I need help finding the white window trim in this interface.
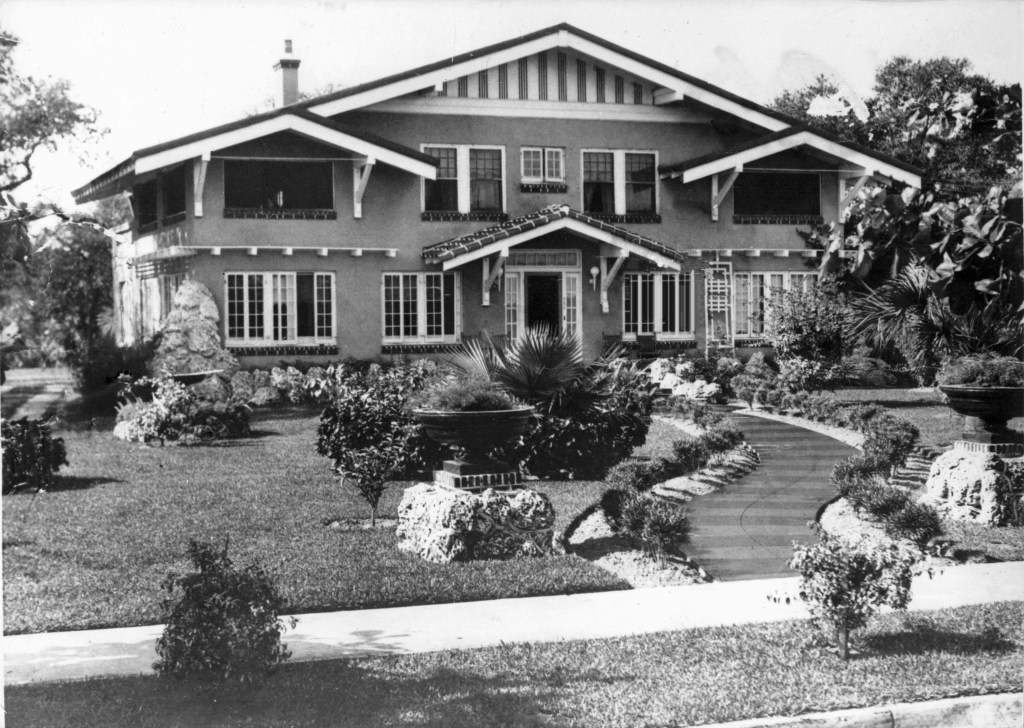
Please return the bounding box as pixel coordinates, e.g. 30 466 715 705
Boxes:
224 271 337 345
732 270 819 340
620 271 695 341
521 146 565 183
421 144 506 214
380 271 462 344
580 148 659 216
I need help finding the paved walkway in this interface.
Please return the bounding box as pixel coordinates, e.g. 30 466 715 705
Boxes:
681 413 858 581
0 367 74 420
5 561 1022 685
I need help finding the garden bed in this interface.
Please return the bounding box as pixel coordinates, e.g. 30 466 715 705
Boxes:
7 601 1021 727
2 409 692 635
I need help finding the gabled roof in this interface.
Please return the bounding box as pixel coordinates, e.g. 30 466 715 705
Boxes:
659 126 923 187
303 23 794 132
73 108 438 204
422 204 685 270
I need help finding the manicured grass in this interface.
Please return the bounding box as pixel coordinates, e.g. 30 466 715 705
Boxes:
833 387 1024 449
2 411 679 635
7 602 1021 727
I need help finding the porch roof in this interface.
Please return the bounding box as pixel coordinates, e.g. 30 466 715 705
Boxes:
422 204 686 271
658 126 923 188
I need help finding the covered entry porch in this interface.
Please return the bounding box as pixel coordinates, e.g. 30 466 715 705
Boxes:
422 204 691 359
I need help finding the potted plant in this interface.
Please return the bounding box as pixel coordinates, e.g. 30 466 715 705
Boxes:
411 378 533 475
937 356 1024 444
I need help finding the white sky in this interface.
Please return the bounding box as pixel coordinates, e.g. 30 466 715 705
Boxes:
2 0 1021 206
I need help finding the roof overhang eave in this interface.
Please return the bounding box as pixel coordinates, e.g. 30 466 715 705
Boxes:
72 159 137 204
430 217 682 271
665 131 922 188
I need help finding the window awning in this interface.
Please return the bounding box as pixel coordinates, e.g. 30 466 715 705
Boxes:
422 204 685 271
659 127 923 188
73 108 438 204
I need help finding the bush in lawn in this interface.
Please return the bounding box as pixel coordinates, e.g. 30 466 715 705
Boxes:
605 459 664 493
114 376 196 443
885 501 943 545
342 432 408 525
154 539 296 684
1 418 68 493
789 530 919 660
317 361 446 479
609 491 690 565
671 436 711 474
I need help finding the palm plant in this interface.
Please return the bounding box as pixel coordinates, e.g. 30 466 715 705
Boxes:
848 262 1023 383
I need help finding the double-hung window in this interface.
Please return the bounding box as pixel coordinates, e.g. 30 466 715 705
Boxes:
733 271 818 338
382 272 461 343
521 147 565 183
582 150 658 217
423 145 505 214
622 272 693 339
225 272 335 344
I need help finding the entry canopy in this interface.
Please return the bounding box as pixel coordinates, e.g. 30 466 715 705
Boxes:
72 108 438 204
422 204 686 271
659 127 923 188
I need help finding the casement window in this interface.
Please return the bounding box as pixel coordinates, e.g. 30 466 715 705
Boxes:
733 172 821 217
622 272 694 339
224 160 334 210
521 147 565 183
423 145 505 213
582 150 657 216
733 271 819 338
225 272 335 344
382 272 461 343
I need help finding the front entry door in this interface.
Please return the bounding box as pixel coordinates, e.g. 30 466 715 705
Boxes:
526 274 561 332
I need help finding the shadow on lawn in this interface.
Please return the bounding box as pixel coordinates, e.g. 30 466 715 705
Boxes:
49 475 125 492
862 622 1017 658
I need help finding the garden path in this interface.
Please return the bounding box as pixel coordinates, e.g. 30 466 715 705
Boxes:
0 367 74 420
681 413 858 581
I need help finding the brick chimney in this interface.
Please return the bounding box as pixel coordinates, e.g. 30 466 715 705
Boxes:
274 39 300 107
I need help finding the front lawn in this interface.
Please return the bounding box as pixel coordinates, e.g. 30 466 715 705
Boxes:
2 408 687 634
7 601 1021 727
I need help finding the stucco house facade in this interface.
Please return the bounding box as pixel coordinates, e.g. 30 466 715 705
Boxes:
73 24 922 366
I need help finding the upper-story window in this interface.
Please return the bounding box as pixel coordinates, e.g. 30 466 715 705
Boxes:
521 147 565 183
161 165 187 225
423 145 505 220
582 150 659 221
224 160 334 211
134 179 158 232
734 172 820 217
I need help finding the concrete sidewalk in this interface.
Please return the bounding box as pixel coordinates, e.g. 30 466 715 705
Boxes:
5 560 1022 686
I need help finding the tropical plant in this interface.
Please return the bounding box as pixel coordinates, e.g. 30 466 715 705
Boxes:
154 539 296 684
411 377 521 411
1 417 68 493
937 355 1024 387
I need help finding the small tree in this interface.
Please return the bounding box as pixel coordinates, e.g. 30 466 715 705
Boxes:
341 431 407 526
789 530 919 659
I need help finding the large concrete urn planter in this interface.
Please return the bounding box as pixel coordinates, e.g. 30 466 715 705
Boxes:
939 385 1024 445
413 407 533 475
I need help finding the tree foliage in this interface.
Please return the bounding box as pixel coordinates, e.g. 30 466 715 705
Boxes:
770 74 869 144
0 27 101 192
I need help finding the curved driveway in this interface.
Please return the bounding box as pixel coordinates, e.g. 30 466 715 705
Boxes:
682 413 858 581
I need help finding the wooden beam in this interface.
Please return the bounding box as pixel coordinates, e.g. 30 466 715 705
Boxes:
772 250 790 257
318 248 329 257
352 157 375 219
282 247 293 256
653 88 684 105
350 249 363 257
192 153 210 217
840 174 871 213
600 253 628 313
711 167 740 221
247 247 257 256
482 254 507 306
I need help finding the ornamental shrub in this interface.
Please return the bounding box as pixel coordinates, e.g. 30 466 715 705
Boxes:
114 376 196 443
732 374 757 408
764 281 845 364
742 352 777 384
154 539 296 683
411 378 521 411
937 355 1024 387
671 436 711 474
777 357 838 393
1 418 68 493
605 459 663 493
862 413 919 470
600 488 630 531
885 501 943 545
789 529 919 659
702 420 744 453
613 492 690 564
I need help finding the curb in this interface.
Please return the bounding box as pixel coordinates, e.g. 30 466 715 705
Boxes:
697 692 1022 728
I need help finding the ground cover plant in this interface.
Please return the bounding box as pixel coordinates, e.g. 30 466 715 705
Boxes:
7 601 1021 728
1 408 685 635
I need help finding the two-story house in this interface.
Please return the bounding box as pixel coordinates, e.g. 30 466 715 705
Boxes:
72 24 922 366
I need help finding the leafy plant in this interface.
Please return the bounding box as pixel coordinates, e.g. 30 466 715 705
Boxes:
605 491 690 565
341 430 408 526
411 377 521 411
1 418 68 493
605 460 663 494
937 356 1024 387
670 436 710 474
154 539 296 683
764 282 846 364
789 530 920 659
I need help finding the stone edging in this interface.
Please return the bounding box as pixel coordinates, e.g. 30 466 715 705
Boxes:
695 691 1022 728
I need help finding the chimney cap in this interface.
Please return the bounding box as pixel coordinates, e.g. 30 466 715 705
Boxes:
284 39 293 54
